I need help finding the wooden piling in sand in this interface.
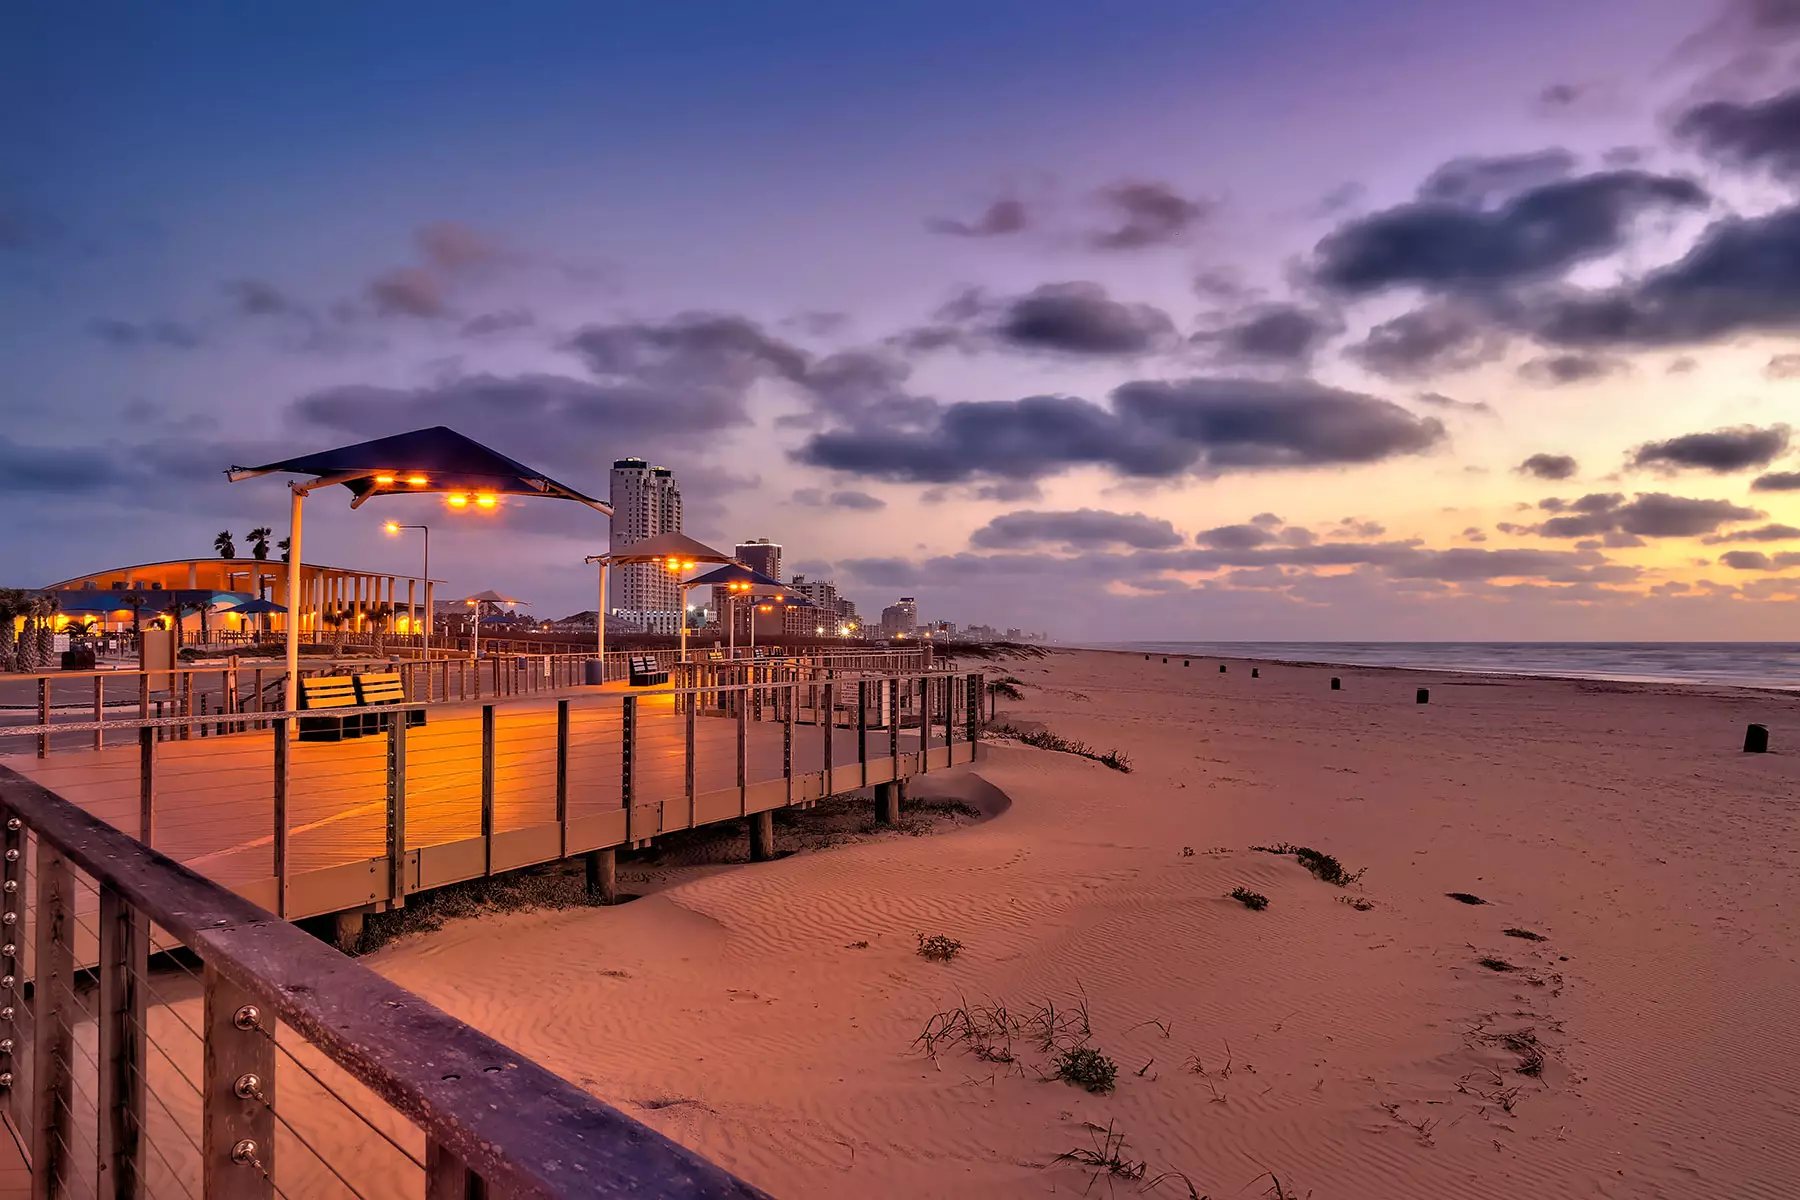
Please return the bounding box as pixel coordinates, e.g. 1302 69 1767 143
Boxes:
1744 723 1770 753
585 848 618 903
333 910 364 954
1219 664 1226 673
1331 677 1341 690
1416 688 1430 704
875 781 901 825
1251 668 1259 678
750 810 776 861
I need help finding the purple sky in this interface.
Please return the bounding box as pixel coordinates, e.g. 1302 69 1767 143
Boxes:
4 0 1799 639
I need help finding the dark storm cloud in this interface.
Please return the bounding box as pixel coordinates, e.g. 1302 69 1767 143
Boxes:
1197 523 1277 550
1525 205 1800 347
995 283 1177 356
971 509 1184 551
1701 523 1800 543
1529 492 1762 538
926 198 1029 238
1089 181 1213 249
87 318 202 349
1344 301 1507 378
1519 453 1579 480
792 488 887 511
1312 169 1708 296
1752 469 1800 490
788 349 940 429
1197 303 1341 366
1720 550 1776 570
0 437 125 494
1675 87 1800 181
1628 424 1790 472
1518 352 1628 385
1415 149 1578 207
568 312 809 386
796 377 1445 483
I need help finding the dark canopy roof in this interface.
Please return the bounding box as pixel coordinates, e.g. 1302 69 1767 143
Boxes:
686 564 786 589
226 426 608 512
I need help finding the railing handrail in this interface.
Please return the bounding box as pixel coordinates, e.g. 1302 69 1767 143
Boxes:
0 760 772 1199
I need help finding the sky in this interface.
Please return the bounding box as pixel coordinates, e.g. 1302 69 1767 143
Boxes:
4 0 1800 640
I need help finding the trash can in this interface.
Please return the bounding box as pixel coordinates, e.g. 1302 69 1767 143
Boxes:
585 659 606 685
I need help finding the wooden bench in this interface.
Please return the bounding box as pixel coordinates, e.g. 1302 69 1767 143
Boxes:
353 672 426 734
705 649 726 662
628 655 669 686
298 675 361 742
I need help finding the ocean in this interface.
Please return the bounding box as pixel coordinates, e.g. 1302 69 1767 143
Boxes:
1105 642 1800 691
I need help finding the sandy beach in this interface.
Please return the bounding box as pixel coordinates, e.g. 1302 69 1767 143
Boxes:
364 648 1800 1199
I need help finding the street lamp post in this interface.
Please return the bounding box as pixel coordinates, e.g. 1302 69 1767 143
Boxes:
383 522 431 665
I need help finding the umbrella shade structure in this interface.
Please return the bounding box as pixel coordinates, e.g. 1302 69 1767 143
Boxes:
684 565 812 655
583 532 738 664
453 591 529 659
222 598 288 615
684 563 784 590
226 425 608 511
226 425 607 715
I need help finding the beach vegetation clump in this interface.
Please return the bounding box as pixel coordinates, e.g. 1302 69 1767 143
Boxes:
990 724 1132 773
987 679 1025 700
916 932 963 962
1503 927 1546 941
1447 892 1487 905
1252 842 1366 887
1054 1122 1147 1185
1477 956 1517 972
1053 1046 1118 1093
1338 895 1375 912
1230 886 1269 910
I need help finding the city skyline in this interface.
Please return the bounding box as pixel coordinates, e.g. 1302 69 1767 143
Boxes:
5 1 1800 640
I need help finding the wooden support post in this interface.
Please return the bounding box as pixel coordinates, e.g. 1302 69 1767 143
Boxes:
480 705 495 875
1251 668 1259 678
332 911 364 954
97 886 149 1200
426 1136 488 1200
387 718 407 906
1416 688 1430 704
556 700 570 859
1331 677 1341 690
874 781 900 826
30 843 75 1200
1219 664 1226 673
1745 723 1770 753
274 719 290 917
621 696 637 844
749 810 775 862
202 964 275 1198
584 849 617 905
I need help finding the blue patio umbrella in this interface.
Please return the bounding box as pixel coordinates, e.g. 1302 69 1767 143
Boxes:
222 598 288 615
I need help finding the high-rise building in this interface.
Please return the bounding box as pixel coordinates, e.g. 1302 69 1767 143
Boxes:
734 539 782 582
609 458 683 614
879 596 918 638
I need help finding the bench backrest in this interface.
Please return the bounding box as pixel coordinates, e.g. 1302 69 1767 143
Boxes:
355 673 407 704
630 656 658 671
299 675 358 710
706 650 725 661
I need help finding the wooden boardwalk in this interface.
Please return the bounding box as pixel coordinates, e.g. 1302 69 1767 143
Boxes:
0 678 978 930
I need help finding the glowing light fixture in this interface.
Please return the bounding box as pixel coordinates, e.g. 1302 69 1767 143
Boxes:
407 475 429 486
446 494 469 508
376 475 396 485
383 521 400 534
475 493 497 508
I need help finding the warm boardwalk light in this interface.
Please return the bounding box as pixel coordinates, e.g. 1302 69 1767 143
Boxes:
384 521 400 534
407 474 428 485
376 474 396 484
475 493 497 508
446 494 469 507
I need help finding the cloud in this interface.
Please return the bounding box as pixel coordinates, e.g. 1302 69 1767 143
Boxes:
1675 87 1800 182
1415 149 1578 207
1527 204 1800 348
1628 424 1790 472
786 349 939 430
1089 180 1213 249
1519 452 1579 480
1529 491 1762 538
1196 303 1341 366
1767 352 1800 378
367 267 449 318
1344 301 1507 378
224 279 302 317
1701 522 1800 543
971 508 1184 551
797 376 1445 483
87 318 202 349
416 221 507 273
1197 523 1277 550
792 488 886 511
1312 168 1708 296
994 282 1177 356
1415 391 1493 415
926 198 1029 238
460 309 535 337
568 312 809 386
1519 352 1628 385
1720 549 1775 570
1751 469 1800 490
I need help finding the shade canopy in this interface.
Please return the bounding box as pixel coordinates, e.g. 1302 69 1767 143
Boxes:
458 589 528 605
222 598 287 615
584 531 732 567
685 563 786 590
226 426 609 512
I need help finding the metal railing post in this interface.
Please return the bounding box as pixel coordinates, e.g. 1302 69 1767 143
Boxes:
736 686 748 817
556 700 570 860
36 679 48 759
857 680 868 787
685 689 697 829
783 682 794 805
480 705 495 876
821 681 835 793
97 885 148 1199
30 842 75 1200
202 964 275 1198
918 676 930 774
274 719 290 917
621 696 637 843
94 675 105 751
969 672 983 746
888 679 900 777
0 809 23 1124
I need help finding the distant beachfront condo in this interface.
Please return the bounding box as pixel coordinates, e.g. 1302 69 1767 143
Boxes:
609 457 684 634
735 538 782 583
880 596 918 638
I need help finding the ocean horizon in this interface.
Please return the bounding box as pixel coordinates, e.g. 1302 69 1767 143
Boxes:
1093 641 1800 691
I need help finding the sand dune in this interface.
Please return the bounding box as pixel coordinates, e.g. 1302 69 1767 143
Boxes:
369 649 1800 1198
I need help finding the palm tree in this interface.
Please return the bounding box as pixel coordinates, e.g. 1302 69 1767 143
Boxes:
164 598 203 649
214 529 236 559
122 594 148 647
0 588 28 672
247 527 273 561
321 605 349 657
278 537 291 563
368 603 395 658
32 594 59 670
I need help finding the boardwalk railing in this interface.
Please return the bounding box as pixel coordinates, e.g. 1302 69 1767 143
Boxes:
0 670 986 929
3 648 944 760
0 763 772 1198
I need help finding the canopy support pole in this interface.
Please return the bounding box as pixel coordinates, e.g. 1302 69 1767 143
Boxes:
284 483 306 719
